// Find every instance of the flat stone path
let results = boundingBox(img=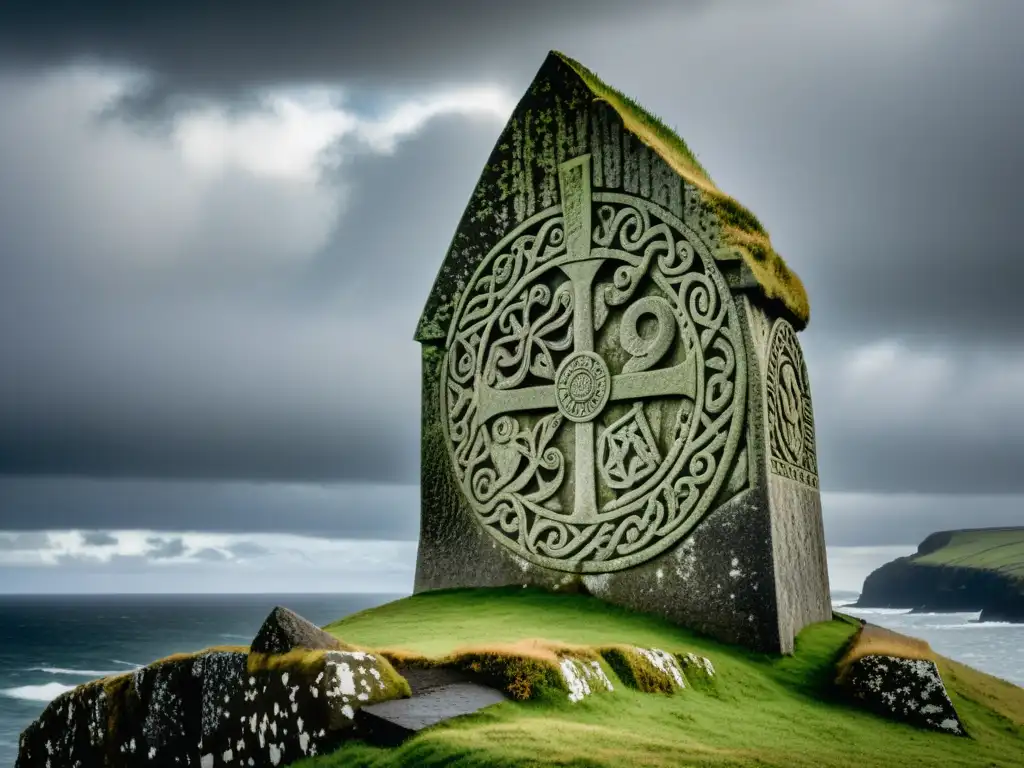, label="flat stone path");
[356,666,508,746]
